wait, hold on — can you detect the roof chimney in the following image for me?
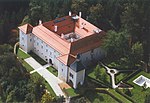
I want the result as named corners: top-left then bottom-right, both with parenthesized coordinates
top-left (39, 20), bottom-right (42, 25)
top-left (79, 12), bottom-right (82, 17)
top-left (61, 33), bottom-right (64, 38)
top-left (54, 25), bottom-right (57, 32)
top-left (70, 38), bottom-right (74, 42)
top-left (69, 11), bottom-right (72, 16)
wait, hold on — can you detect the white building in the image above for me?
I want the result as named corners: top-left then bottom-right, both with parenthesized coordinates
top-left (18, 13), bottom-right (106, 88)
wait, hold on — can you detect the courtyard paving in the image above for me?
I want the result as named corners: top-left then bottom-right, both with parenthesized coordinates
top-left (25, 57), bottom-right (65, 97)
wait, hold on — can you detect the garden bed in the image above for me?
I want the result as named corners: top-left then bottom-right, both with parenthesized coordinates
top-left (46, 66), bottom-right (58, 76)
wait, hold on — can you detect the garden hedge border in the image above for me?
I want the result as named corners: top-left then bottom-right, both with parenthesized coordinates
top-left (116, 89), bottom-right (135, 103)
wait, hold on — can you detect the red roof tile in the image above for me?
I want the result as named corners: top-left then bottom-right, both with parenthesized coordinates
top-left (19, 15), bottom-right (106, 66)
top-left (57, 54), bottom-right (76, 66)
top-left (18, 24), bottom-right (33, 34)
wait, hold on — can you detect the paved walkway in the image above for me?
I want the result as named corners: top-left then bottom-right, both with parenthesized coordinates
top-left (100, 62), bottom-right (119, 88)
top-left (25, 57), bottom-right (65, 97)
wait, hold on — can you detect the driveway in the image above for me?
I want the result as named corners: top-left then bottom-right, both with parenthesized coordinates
top-left (25, 57), bottom-right (65, 97)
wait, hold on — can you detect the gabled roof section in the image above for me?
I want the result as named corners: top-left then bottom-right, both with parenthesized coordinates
top-left (70, 60), bottom-right (85, 72)
top-left (32, 25), bottom-right (71, 54)
top-left (18, 23), bottom-right (33, 34)
top-left (70, 31), bottom-right (105, 55)
top-left (43, 15), bottom-right (75, 36)
top-left (57, 54), bottom-right (76, 66)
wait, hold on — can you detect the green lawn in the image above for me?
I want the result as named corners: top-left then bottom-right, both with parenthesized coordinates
top-left (17, 48), bottom-right (56, 97)
top-left (44, 80), bottom-right (56, 97)
top-left (88, 67), bottom-right (111, 86)
top-left (22, 60), bottom-right (34, 72)
top-left (108, 89), bottom-right (132, 103)
top-left (64, 88), bottom-right (79, 97)
top-left (46, 66), bottom-right (58, 76)
top-left (17, 48), bottom-right (30, 59)
top-left (116, 73), bottom-right (129, 84)
top-left (85, 90), bottom-right (118, 103)
top-left (122, 71), bottom-right (150, 103)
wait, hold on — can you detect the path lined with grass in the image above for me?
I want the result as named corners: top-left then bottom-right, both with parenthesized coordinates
top-left (25, 57), bottom-right (65, 97)
top-left (16, 48), bottom-right (59, 97)
top-left (109, 89), bottom-right (132, 103)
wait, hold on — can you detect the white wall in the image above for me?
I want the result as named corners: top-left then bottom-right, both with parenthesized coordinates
top-left (33, 35), bottom-right (61, 68)
top-left (26, 33), bottom-right (34, 52)
top-left (68, 68), bottom-right (85, 88)
top-left (58, 61), bottom-right (68, 81)
top-left (19, 30), bottom-right (28, 52)
top-left (80, 47), bottom-right (105, 67)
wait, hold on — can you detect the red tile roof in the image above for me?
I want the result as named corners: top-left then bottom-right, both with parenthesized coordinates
top-left (18, 15), bottom-right (106, 66)
top-left (18, 24), bottom-right (33, 34)
top-left (57, 54), bottom-right (76, 66)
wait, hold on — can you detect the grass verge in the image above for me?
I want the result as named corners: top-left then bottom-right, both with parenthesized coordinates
top-left (17, 48), bottom-right (30, 59)
top-left (17, 48), bottom-right (56, 97)
top-left (123, 71), bottom-right (150, 103)
top-left (63, 88), bottom-right (79, 97)
top-left (46, 66), bottom-right (58, 76)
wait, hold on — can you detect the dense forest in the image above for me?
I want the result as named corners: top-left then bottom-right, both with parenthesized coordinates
top-left (0, 0), bottom-right (150, 102)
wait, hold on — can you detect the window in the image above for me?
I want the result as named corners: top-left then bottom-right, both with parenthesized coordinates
top-left (50, 52), bottom-right (52, 55)
top-left (62, 69), bottom-right (63, 72)
top-left (70, 73), bottom-right (73, 78)
top-left (30, 39), bottom-right (32, 42)
top-left (46, 44), bottom-right (48, 47)
top-left (46, 49), bottom-right (48, 52)
top-left (22, 37), bottom-right (24, 40)
top-left (37, 42), bottom-right (39, 46)
top-left (41, 45), bottom-right (43, 49)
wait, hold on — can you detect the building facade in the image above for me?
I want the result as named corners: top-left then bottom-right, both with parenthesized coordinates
top-left (18, 12), bottom-right (106, 88)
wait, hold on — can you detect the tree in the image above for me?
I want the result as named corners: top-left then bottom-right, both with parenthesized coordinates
top-left (102, 30), bottom-right (129, 60)
top-left (88, 3), bottom-right (104, 26)
top-left (41, 92), bottom-right (54, 103)
top-left (121, 0), bottom-right (150, 71)
top-left (130, 42), bottom-right (143, 67)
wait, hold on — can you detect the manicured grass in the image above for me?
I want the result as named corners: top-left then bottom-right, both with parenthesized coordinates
top-left (30, 72), bottom-right (57, 97)
top-left (29, 51), bottom-right (47, 65)
top-left (122, 71), bottom-right (150, 103)
top-left (22, 60), bottom-right (34, 72)
top-left (17, 48), bottom-right (30, 59)
top-left (17, 48), bottom-right (56, 97)
top-left (116, 73), bottom-right (129, 84)
top-left (108, 89), bottom-right (132, 103)
top-left (64, 88), bottom-right (79, 97)
top-left (88, 67), bottom-right (110, 85)
top-left (46, 66), bottom-right (58, 76)
top-left (45, 80), bottom-right (56, 97)
top-left (85, 90), bottom-right (118, 103)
